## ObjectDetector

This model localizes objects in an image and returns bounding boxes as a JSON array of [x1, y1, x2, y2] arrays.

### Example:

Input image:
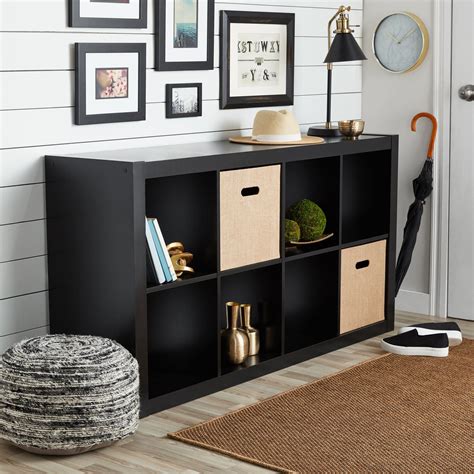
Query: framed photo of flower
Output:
[[75, 43, 146, 125], [220, 11, 295, 109], [155, 0, 215, 71], [69, 0, 147, 28], [166, 83, 202, 118]]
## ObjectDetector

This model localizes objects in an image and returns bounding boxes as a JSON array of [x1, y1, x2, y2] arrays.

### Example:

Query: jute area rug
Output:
[[169, 340, 473, 473]]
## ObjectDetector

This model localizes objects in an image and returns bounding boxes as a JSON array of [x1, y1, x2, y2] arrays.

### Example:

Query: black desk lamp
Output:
[[308, 5, 367, 137]]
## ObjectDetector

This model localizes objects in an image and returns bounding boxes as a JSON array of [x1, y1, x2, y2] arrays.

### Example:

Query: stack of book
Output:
[[145, 217, 177, 285]]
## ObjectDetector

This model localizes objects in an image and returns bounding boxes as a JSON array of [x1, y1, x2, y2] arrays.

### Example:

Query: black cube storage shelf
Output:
[[45, 135, 398, 417]]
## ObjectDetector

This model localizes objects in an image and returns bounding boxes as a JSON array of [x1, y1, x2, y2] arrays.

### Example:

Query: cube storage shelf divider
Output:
[[46, 135, 398, 417]]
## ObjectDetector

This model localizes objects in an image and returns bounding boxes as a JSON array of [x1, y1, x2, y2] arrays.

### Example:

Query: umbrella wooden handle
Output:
[[411, 112, 438, 160]]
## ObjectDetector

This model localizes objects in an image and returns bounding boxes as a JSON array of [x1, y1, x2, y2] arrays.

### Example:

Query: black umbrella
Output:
[[395, 112, 438, 296]]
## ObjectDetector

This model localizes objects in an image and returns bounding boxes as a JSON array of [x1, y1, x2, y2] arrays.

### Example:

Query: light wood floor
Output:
[[1, 312, 472, 473]]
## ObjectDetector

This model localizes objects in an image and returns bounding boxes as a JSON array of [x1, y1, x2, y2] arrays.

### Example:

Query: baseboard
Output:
[[395, 290, 430, 315]]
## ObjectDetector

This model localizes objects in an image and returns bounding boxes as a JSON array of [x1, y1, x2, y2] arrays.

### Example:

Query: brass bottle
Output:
[[240, 304, 260, 356], [222, 302, 249, 365]]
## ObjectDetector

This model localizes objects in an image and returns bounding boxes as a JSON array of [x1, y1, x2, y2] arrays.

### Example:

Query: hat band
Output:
[[252, 133, 302, 143]]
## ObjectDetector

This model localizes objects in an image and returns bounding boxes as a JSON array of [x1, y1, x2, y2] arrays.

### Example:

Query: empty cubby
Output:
[[285, 157, 340, 255], [147, 279, 218, 398], [342, 151, 391, 243], [220, 264, 283, 374], [146, 172, 217, 278], [284, 251, 339, 353]]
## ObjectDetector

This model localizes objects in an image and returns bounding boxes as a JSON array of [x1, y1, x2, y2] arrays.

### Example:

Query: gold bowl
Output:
[[338, 120, 365, 140]]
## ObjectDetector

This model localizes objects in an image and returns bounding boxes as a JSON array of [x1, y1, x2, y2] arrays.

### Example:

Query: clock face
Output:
[[373, 13, 426, 73]]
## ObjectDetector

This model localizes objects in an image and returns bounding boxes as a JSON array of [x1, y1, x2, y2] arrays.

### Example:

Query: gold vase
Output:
[[222, 302, 249, 365], [240, 304, 260, 356]]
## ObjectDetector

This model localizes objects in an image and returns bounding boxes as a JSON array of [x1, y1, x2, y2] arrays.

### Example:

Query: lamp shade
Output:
[[324, 33, 367, 63]]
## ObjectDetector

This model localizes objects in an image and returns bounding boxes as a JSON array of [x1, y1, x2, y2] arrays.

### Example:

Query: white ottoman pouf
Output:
[[0, 334, 139, 455]]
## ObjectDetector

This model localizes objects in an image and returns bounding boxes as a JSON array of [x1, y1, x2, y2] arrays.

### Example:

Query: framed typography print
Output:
[[69, 0, 147, 28], [155, 0, 215, 71], [220, 11, 295, 109], [75, 43, 146, 125], [166, 83, 202, 118]]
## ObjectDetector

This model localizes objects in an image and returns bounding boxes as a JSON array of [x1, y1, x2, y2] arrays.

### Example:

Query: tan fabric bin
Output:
[[340, 240, 386, 333], [220, 165, 281, 271]]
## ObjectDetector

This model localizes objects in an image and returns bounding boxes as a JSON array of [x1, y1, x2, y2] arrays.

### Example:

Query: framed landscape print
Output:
[[75, 43, 146, 125], [166, 83, 202, 118], [155, 0, 215, 71], [69, 0, 147, 28], [220, 11, 295, 109]]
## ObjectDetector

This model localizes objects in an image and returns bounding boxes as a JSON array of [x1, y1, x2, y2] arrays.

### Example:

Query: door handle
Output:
[[458, 84, 474, 102]]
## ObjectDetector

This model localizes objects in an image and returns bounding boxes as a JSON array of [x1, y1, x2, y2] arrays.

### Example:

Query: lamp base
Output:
[[307, 125, 342, 137]]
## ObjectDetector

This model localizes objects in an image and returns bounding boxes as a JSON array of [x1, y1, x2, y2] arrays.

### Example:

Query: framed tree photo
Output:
[[69, 0, 147, 28], [220, 11, 295, 109], [155, 0, 215, 71], [75, 43, 146, 125], [166, 83, 202, 118]]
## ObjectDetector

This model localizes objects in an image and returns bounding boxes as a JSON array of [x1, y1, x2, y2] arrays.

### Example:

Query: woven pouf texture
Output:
[[0, 334, 139, 455]]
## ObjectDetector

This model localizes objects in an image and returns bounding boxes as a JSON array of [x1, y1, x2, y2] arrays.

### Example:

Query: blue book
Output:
[[148, 218, 172, 282], [153, 219, 177, 282]]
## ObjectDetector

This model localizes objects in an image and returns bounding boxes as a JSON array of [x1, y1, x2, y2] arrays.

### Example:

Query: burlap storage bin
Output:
[[340, 239, 386, 333], [220, 165, 281, 271]]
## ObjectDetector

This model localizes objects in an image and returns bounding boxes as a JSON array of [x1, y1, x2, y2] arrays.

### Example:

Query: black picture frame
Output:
[[69, 0, 147, 28], [155, 0, 215, 71], [220, 10, 295, 110], [75, 43, 146, 125], [166, 83, 203, 118]]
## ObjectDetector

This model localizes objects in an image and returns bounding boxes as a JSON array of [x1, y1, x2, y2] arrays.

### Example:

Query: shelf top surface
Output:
[[49, 135, 395, 164]]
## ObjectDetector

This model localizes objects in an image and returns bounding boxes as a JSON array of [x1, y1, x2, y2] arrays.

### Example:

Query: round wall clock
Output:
[[373, 12, 429, 73]]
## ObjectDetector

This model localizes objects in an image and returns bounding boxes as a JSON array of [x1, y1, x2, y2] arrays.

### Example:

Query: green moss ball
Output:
[[287, 199, 326, 241], [285, 219, 301, 243]]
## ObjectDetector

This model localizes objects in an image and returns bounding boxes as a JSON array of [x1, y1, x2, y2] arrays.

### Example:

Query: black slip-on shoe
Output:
[[398, 322, 462, 346], [381, 329, 449, 357]]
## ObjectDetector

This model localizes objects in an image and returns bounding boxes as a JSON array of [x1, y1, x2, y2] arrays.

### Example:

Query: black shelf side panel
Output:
[[45, 157, 146, 355]]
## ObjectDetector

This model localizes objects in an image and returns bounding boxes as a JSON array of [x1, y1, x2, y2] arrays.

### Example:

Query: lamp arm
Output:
[[327, 6, 349, 70], [325, 5, 350, 129]]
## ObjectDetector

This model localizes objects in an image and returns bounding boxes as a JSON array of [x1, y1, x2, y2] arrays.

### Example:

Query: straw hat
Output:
[[229, 110, 324, 145]]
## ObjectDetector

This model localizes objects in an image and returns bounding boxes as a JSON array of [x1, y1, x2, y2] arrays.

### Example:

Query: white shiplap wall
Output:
[[0, 0, 363, 353]]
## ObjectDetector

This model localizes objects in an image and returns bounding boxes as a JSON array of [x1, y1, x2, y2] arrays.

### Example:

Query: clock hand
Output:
[[386, 31, 400, 43], [399, 27, 417, 43]]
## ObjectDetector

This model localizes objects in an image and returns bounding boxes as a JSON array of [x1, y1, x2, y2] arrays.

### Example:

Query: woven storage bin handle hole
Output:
[[355, 259, 370, 269], [241, 186, 260, 197]]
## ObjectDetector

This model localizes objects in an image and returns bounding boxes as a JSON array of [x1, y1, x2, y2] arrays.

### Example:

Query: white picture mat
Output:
[[174, 87, 198, 101], [165, 0, 208, 62], [85, 52, 139, 116], [172, 87, 198, 112], [79, 0, 140, 20], [229, 23, 287, 98]]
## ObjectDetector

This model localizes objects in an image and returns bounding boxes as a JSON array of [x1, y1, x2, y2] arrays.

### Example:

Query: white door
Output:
[[448, 0, 474, 320]]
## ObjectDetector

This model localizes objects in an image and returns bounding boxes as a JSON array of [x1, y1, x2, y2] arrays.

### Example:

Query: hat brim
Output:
[[229, 134, 325, 146]]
